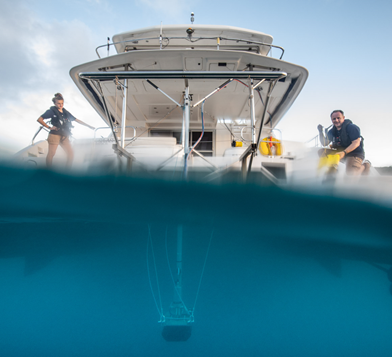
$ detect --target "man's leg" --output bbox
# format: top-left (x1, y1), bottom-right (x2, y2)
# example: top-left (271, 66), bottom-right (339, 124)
top-left (362, 161), bottom-right (371, 175)
top-left (345, 156), bottom-right (364, 175)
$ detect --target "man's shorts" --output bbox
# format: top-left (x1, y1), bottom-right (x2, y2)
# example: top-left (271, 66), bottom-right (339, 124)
top-left (48, 133), bottom-right (70, 145)
top-left (346, 156), bottom-right (364, 174)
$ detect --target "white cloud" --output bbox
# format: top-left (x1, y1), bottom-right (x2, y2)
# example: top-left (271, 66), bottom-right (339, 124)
top-left (0, 1), bottom-right (96, 105)
top-left (0, 0), bottom-right (103, 154)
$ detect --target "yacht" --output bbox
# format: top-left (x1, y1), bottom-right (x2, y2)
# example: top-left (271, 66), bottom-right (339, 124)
top-left (16, 21), bottom-right (309, 184)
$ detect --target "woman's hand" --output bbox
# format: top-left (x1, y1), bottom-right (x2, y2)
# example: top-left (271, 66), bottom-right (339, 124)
top-left (50, 126), bottom-right (59, 131)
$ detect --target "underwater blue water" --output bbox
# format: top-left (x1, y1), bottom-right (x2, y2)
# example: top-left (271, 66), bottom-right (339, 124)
top-left (0, 164), bottom-right (392, 356)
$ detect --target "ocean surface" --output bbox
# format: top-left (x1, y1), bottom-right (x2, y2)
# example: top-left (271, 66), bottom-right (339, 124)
top-left (1, 164), bottom-right (392, 356)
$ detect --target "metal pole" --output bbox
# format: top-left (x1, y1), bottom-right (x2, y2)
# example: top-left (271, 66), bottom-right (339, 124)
top-left (181, 111), bottom-right (185, 147)
top-left (32, 126), bottom-right (44, 145)
top-left (256, 81), bottom-right (276, 148)
top-left (192, 79), bottom-right (233, 108)
top-left (242, 156), bottom-right (248, 180)
top-left (183, 83), bottom-right (190, 178)
top-left (121, 78), bottom-right (128, 149)
top-left (95, 81), bottom-right (120, 148)
top-left (249, 78), bottom-right (256, 145)
top-left (146, 80), bottom-right (182, 107)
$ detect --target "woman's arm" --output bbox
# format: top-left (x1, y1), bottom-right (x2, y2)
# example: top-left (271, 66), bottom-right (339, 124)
top-left (74, 118), bottom-right (95, 130)
top-left (37, 117), bottom-right (58, 131)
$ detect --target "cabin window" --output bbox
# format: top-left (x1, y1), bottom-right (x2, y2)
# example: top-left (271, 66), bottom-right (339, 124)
top-left (190, 131), bottom-right (214, 157)
top-left (150, 130), bottom-right (214, 156)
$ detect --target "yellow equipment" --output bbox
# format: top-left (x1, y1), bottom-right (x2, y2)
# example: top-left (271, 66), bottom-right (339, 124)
top-left (318, 154), bottom-right (340, 170)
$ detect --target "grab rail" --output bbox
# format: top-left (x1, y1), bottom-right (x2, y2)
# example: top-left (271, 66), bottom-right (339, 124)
top-left (96, 36), bottom-right (284, 59)
top-left (306, 125), bottom-right (333, 147)
top-left (93, 126), bottom-right (136, 139)
top-left (239, 127), bottom-right (282, 144)
top-left (32, 120), bottom-right (51, 144)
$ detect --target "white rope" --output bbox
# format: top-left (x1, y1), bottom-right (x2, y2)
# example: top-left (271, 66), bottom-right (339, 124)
top-left (146, 225), bottom-right (164, 320)
top-left (192, 230), bottom-right (214, 313)
top-left (164, 226), bottom-right (191, 316)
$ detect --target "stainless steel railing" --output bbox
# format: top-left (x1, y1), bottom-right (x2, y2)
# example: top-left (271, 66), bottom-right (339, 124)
top-left (306, 125), bottom-right (333, 147)
top-left (93, 126), bottom-right (136, 140)
top-left (96, 36), bottom-right (285, 59)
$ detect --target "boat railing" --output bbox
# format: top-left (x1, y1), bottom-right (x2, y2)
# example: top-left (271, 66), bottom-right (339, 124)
top-left (32, 124), bottom-right (138, 151)
top-left (32, 120), bottom-right (51, 145)
top-left (305, 125), bottom-right (333, 148)
top-left (234, 125), bottom-right (282, 144)
top-left (94, 126), bottom-right (136, 140)
top-left (306, 134), bottom-right (321, 147)
top-left (92, 126), bottom-right (138, 150)
top-left (96, 36), bottom-right (284, 59)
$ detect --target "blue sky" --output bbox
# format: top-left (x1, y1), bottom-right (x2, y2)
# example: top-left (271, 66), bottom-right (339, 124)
top-left (1, 0), bottom-right (391, 165)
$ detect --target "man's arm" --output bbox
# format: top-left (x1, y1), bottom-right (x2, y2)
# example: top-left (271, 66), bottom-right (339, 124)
top-left (337, 138), bottom-right (361, 160)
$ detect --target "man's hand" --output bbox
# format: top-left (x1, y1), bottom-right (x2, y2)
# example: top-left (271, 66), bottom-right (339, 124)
top-left (317, 124), bottom-right (323, 132)
top-left (337, 151), bottom-right (345, 160)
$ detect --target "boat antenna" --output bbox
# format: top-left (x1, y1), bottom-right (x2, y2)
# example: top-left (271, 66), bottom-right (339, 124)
top-left (160, 21), bottom-right (163, 50)
top-left (190, 12), bottom-right (194, 24)
top-left (107, 37), bottom-right (110, 57)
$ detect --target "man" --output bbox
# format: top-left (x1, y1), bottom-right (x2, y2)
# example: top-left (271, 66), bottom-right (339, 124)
top-left (318, 110), bottom-right (370, 175)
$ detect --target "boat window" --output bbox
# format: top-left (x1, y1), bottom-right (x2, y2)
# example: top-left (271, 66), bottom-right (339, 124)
top-left (150, 130), bottom-right (214, 156)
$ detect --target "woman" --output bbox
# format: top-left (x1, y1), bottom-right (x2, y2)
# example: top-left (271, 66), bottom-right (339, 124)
top-left (37, 93), bottom-right (95, 167)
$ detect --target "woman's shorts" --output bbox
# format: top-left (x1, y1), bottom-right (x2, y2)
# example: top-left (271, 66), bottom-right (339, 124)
top-left (48, 133), bottom-right (70, 145)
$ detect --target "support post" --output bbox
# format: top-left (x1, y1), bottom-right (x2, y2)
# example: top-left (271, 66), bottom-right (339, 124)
top-left (249, 78), bottom-right (256, 145)
top-left (121, 78), bottom-right (128, 149)
top-left (256, 81), bottom-right (276, 148)
top-left (183, 83), bottom-right (191, 179)
top-left (245, 78), bottom-right (257, 177)
top-left (242, 156), bottom-right (248, 180)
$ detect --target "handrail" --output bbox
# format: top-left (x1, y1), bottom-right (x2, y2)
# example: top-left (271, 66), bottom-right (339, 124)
top-left (32, 126), bottom-right (44, 145)
top-left (239, 127), bottom-right (282, 144)
top-left (32, 120), bottom-right (51, 145)
top-left (93, 125), bottom-right (136, 139)
top-left (306, 125), bottom-right (333, 147)
top-left (80, 71), bottom-right (287, 81)
top-left (96, 36), bottom-right (284, 59)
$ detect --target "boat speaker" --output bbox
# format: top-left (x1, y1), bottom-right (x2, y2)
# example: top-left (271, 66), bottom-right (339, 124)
top-left (162, 325), bottom-right (192, 342)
